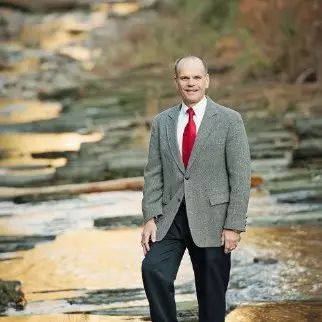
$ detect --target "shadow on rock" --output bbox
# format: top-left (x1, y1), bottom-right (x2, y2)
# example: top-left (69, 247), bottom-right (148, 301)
top-left (0, 279), bottom-right (26, 314)
top-left (0, 235), bottom-right (56, 253)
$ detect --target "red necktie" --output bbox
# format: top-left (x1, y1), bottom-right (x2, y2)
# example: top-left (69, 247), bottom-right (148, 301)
top-left (182, 107), bottom-right (196, 168)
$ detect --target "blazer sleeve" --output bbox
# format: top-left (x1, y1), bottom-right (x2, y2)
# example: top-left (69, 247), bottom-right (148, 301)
top-left (224, 112), bottom-right (251, 232)
top-left (142, 116), bottom-right (164, 223)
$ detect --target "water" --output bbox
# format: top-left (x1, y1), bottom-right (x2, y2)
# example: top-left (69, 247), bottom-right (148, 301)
top-left (0, 132), bottom-right (103, 174)
top-left (0, 191), bottom-right (322, 321)
top-left (0, 100), bottom-right (61, 125)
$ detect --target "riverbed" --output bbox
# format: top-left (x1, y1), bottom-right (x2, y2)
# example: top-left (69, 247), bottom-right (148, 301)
top-left (0, 189), bottom-right (321, 321)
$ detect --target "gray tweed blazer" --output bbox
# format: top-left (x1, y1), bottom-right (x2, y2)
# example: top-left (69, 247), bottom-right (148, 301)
top-left (142, 97), bottom-right (251, 247)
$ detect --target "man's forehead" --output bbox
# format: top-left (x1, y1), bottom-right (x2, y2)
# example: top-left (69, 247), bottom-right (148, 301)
top-left (176, 58), bottom-right (206, 75)
top-left (178, 58), bottom-right (203, 68)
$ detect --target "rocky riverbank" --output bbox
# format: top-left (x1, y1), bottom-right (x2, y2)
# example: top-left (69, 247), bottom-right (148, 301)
top-left (0, 190), bottom-right (322, 320)
top-left (1, 1), bottom-right (322, 189)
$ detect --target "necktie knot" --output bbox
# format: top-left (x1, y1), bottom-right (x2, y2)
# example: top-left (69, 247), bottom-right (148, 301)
top-left (187, 107), bottom-right (195, 118)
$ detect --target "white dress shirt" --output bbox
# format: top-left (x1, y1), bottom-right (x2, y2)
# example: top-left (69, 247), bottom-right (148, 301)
top-left (177, 96), bottom-right (207, 156)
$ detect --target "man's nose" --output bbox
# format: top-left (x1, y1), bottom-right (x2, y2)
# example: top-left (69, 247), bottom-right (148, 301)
top-left (187, 78), bottom-right (195, 86)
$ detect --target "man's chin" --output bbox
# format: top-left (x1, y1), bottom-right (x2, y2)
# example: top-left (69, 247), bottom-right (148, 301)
top-left (183, 95), bottom-right (202, 105)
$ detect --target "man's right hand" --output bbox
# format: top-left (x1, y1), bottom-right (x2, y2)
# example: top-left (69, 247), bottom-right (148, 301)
top-left (141, 217), bottom-right (157, 255)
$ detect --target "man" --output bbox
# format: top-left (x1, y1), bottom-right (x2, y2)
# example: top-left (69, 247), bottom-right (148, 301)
top-left (141, 56), bottom-right (251, 322)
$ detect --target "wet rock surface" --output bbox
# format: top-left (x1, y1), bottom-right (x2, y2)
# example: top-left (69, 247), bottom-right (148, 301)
top-left (0, 235), bottom-right (56, 253)
top-left (0, 279), bottom-right (26, 313)
top-left (94, 215), bottom-right (143, 229)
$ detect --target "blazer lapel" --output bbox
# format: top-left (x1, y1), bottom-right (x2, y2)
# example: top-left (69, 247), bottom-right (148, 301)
top-left (166, 104), bottom-right (185, 174)
top-left (185, 98), bottom-right (219, 175)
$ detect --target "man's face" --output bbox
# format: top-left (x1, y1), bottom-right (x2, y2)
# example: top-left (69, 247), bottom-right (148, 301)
top-left (174, 60), bottom-right (209, 106)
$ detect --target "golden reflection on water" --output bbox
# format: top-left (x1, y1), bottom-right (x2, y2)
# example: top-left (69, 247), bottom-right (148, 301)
top-left (0, 224), bottom-right (321, 321)
top-left (0, 132), bottom-right (103, 156)
top-left (226, 301), bottom-right (322, 322)
top-left (0, 100), bottom-right (61, 124)
top-left (0, 228), bottom-right (143, 301)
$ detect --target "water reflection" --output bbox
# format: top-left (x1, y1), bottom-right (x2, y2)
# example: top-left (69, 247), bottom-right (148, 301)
top-left (0, 132), bottom-right (103, 156)
top-left (0, 132), bottom-right (102, 171)
top-left (0, 157), bottom-right (67, 169)
top-left (0, 229), bottom-right (143, 299)
top-left (0, 100), bottom-right (61, 124)
top-left (226, 301), bottom-right (322, 322)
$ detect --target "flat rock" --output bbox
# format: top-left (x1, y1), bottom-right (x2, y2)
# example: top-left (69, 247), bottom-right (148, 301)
top-left (94, 215), bottom-right (143, 229)
top-left (0, 0), bottom-right (91, 12)
top-left (247, 211), bottom-right (322, 227)
top-left (0, 235), bottom-right (56, 253)
top-left (0, 168), bottom-right (55, 187)
top-left (38, 73), bottom-right (80, 100)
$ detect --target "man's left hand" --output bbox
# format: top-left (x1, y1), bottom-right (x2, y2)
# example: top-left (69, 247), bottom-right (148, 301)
top-left (221, 229), bottom-right (241, 254)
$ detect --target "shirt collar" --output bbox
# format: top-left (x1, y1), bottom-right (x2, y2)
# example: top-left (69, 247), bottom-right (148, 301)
top-left (181, 96), bottom-right (207, 118)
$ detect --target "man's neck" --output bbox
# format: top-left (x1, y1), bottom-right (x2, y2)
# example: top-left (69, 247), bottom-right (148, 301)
top-left (182, 96), bottom-right (206, 108)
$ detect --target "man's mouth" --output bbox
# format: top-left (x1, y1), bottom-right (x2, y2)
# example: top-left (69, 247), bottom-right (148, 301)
top-left (185, 89), bottom-right (198, 93)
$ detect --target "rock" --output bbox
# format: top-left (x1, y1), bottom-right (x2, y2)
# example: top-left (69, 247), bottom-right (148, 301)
top-left (0, 0), bottom-right (91, 12)
top-left (253, 257), bottom-right (278, 265)
top-left (292, 139), bottom-right (322, 161)
top-left (265, 178), bottom-right (322, 194)
top-left (0, 168), bottom-right (56, 187)
top-left (13, 192), bottom-right (75, 203)
top-left (67, 287), bottom-right (146, 306)
top-left (0, 9), bottom-right (24, 40)
top-left (31, 151), bottom-right (76, 159)
top-left (0, 111), bottom-right (89, 133)
top-left (139, 0), bottom-right (159, 9)
top-left (94, 215), bottom-right (143, 229)
top-left (55, 159), bottom-right (106, 183)
top-left (104, 149), bottom-right (147, 178)
top-left (251, 150), bottom-right (287, 159)
top-left (248, 131), bottom-right (295, 145)
top-left (291, 118), bottom-right (322, 139)
top-left (0, 235), bottom-right (56, 253)
top-left (247, 211), bottom-right (322, 227)
top-left (0, 44), bottom-right (23, 67)
top-left (38, 73), bottom-right (80, 100)
top-left (275, 189), bottom-right (322, 204)
top-left (0, 177), bottom-right (144, 201)
top-left (0, 279), bottom-right (26, 313)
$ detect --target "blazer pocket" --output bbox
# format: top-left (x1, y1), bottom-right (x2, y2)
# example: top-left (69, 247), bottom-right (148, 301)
top-left (209, 192), bottom-right (230, 206)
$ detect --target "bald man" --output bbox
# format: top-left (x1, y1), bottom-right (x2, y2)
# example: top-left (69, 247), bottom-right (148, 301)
top-left (141, 56), bottom-right (251, 322)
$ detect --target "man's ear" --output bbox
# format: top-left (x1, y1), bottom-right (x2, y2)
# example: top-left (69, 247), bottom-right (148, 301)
top-left (205, 73), bottom-right (210, 88)
top-left (173, 76), bottom-right (179, 89)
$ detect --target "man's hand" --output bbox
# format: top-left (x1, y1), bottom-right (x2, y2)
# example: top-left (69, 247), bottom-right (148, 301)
top-left (221, 229), bottom-right (241, 254)
top-left (141, 217), bottom-right (157, 255)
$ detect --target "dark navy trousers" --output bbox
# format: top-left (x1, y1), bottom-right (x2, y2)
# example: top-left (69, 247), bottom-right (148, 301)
top-left (142, 201), bottom-right (231, 322)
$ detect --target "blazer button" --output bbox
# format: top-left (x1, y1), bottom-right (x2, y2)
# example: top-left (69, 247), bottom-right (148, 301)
top-left (184, 176), bottom-right (189, 180)
top-left (177, 198), bottom-right (181, 202)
